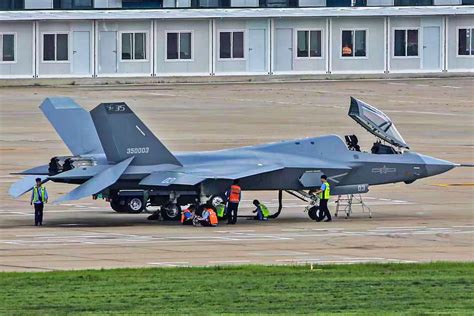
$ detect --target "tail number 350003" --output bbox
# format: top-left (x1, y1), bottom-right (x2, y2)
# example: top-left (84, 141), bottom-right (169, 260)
top-left (127, 147), bottom-right (150, 154)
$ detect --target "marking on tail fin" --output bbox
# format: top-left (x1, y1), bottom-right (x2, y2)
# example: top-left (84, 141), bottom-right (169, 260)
top-left (136, 125), bottom-right (146, 136)
top-left (90, 102), bottom-right (182, 166)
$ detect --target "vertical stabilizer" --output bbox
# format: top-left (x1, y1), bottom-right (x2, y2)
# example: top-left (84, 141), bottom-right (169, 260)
top-left (90, 102), bottom-right (182, 166)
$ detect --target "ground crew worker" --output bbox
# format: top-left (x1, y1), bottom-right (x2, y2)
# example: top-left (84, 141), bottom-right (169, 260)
top-left (226, 179), bottom-right (241, 224)
top-left (252, 199), bottom-right (269, 221)
top-left (215, 203), bottom-right (226, 219)
top-left (314, 175), bottom-right (332, 222)
top-left (196, 204), bottom-right (218, 227)
top-left (30, 178), bottom-right (48, 226)
top-left (181, 204), bottom-right (196, 225)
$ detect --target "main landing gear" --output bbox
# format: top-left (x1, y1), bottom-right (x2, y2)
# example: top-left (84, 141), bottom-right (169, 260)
top-left (285, 190), bottom-right (326, 222)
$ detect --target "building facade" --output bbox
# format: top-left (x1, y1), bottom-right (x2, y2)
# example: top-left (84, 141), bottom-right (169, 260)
top-left (0, 3), bottom-right (473, 79)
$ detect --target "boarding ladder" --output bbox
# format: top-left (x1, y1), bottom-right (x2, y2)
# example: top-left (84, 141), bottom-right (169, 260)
top-left (335, 194), bottom-right (372, 219)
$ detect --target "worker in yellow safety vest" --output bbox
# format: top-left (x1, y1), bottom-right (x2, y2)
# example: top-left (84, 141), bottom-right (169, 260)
top-left (30, 178), bottom-right (48, 226)
top-left (314, 175), bottom-right (331, 222)
top-left (252, 199), bottom-right (270, 221)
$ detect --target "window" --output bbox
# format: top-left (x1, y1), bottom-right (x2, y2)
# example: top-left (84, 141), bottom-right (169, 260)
top-left (43, 33), bottom-right (68, 62)
top-left (458, 28), bottom-right (474, 56)
top-left (0, 34), bottom-right (15, 62)
top-left (166, 32), bottom-right (192, 60)
top-left (394, 29), bottom-right (418, 57)
top-left (341, 30), bottom-right (366, 57)
top-left (394, 0), bottom-right (433, 5)
top-left (296, 30), bottom-right (322, 58)
top-left (463, 0), bottom-right (474, 4)
top-left (0, 0), bottom-right (24, 9)
top-left (121, 32), bottom-right (147, 60)
top-left (219, 31), bottom-right (244, 59)
top-left (53, 0), bottom-right (93, 9)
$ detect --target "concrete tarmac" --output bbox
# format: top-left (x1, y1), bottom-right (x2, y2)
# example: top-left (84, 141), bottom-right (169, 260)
top-left (0, 78), bottom-right (473, 271)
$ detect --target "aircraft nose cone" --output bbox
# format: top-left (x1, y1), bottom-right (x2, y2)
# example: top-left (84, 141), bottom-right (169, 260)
top-left (418, 154), bottom-right (458, 177)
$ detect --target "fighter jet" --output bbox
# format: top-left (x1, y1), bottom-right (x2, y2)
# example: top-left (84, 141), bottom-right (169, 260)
top-left (9, 97), bottom-right (458, 221)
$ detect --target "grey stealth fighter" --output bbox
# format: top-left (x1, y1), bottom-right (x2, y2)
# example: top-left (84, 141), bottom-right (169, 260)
top-left (9, 97), bottom-right (458, 220)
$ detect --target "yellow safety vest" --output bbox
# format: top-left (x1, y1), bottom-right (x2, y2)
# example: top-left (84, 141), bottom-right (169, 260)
top-left (33, 186), bottom-right (46, 203)
top-left (319, 182), bottom-right (330, 200)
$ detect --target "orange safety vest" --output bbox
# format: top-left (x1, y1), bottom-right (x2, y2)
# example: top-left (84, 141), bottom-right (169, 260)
top-left (208, 208), bottom-right (218, 226)
top-left (181, 209), bottom-right (192, 223)
top-left (228, 185), bottom-right (241, 203)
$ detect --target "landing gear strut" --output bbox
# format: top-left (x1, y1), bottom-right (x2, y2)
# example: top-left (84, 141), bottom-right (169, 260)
top-left (268, 190), bottom-right (283, 219)
top-left (285, 190), bottom-right (325, 221)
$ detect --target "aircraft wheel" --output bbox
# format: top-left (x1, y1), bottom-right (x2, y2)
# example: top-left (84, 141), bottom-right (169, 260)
top-left (209, 194), bottom-right (226, 208)
top-left (308, 206), bottom-right (324, 222)
top-left (110, 199), bottom-right (128, 213)
top-left (127, 197), bottom-right (145, 214)
top-left (161, 203), bottom-right (182, 221)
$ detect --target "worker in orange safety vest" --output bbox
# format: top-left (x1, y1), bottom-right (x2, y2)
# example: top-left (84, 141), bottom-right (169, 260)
top-left (225, 179), bottom-right (241, 225)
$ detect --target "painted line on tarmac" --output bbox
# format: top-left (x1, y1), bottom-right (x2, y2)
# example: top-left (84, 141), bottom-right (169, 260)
top-left (148, 261), bottom-right (189, 267)
top-left (209, 260), bottom-right (251, 264)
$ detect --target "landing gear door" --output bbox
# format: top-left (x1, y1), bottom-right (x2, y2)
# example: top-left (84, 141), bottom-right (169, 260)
top-left (348, 97), bottom-right (409, 149)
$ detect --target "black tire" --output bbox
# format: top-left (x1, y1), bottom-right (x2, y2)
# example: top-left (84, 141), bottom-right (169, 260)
top-left (127, 196), bottom-right (145, 214)
top-left (161, 203), bottom-right (182, 221)
top-left (209, 194), bottom-right (226, 208)
top-left (110, 199), bottom-right (128, 213)
top-left (308, 206), bottom-right (325, 222)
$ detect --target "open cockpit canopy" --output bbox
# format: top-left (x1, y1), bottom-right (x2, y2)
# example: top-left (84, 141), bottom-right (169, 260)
top-left (348, 97), bottom-right (409, 149)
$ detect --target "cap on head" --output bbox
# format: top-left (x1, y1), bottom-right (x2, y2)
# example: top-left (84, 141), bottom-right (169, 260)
top-left (233, 179), bottom-right (240, 185)
top-left (35, 178), bottom-right (42, 183)
top-left (321, 175), bottom-right (327, 180)
top-left (253, 199), bottom-right (259, 206)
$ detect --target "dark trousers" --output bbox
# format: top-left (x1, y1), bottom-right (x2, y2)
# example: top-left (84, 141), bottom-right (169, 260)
top-left (319, 199), bottom-right (331, 221)
top-left (34, 203), bottom-right (44, 225)
top-left (227, 202), bottom-right (239, 224)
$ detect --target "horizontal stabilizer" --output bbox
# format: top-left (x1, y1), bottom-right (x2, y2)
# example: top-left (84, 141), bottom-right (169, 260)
top-left (40, 97), bottom-right (104, 155)
top-left (90, 102), bottom-right (181, 166)
top-left (9, 175), bottom-right (49, 198)
top-left (53, 157), bottom-right (133, 204)
top-left (140, 171), bottom-right (205, 187)
top-left (13, 164), bottom-right (50, 175)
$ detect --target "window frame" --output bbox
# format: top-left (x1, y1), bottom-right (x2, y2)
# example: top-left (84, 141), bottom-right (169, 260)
top-left (392, 27), bottom-right (420, 59)
top-left (217, 29), bottom-right (246, 61)
top-left (294, 28), bottom-right (324, 60)
top-left (339, 28), bottom-right (369, 59)
top-left (41, 32), bottom-right (70, 64)
top-left (456, 26), bottom-right (474, 58)
top-left (165, 30), bottom-right (194, 62)
top-left (119, 31), bottom-right (149, 62)
top-left (0, 32), bottom-right (17, 64)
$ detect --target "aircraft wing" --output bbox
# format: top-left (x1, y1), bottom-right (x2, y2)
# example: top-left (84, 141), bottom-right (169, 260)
top-left (139, 163), bottom-right (284, 187)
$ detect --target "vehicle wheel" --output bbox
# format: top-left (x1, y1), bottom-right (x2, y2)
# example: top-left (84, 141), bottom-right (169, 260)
top-left (161, 203), bottom-right (182, 221)
top-left (209, 194), bottom-right (226, 208)
top-left (127, 197), bottom-right (145, 214)
top-left (308, 206), bottom-right (324, 222)
top-left (110, 198), bottom-right (128, 213)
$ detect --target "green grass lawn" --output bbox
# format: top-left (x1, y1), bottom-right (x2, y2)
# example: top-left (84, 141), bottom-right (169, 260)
top-left (1, 262), bottom-right (473, 315)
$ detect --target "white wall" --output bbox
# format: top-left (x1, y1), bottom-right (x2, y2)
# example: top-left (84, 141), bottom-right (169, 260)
top-left (155, 19), bottom-right (210, 75)
top-left (299, 0), bottom-right (326, 6)
top-left (0, 22), bottom-right (34, 78)
top-left (447, 16), bottom-right (474, 72)
top-left (37, 21), bottom-right (94, 77)
top-left (97, 20), bottom-right (152, 76)
top-left (231, 0), bottom-right (259, 7)
top-left (331, 17), bottom-right (385, 73)
top-left (367, 0), bottom-right (394, 5)
top-left (273, 18), bottom-right (327, 73)
top-left (24, 0), bottom-right (53, 9)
